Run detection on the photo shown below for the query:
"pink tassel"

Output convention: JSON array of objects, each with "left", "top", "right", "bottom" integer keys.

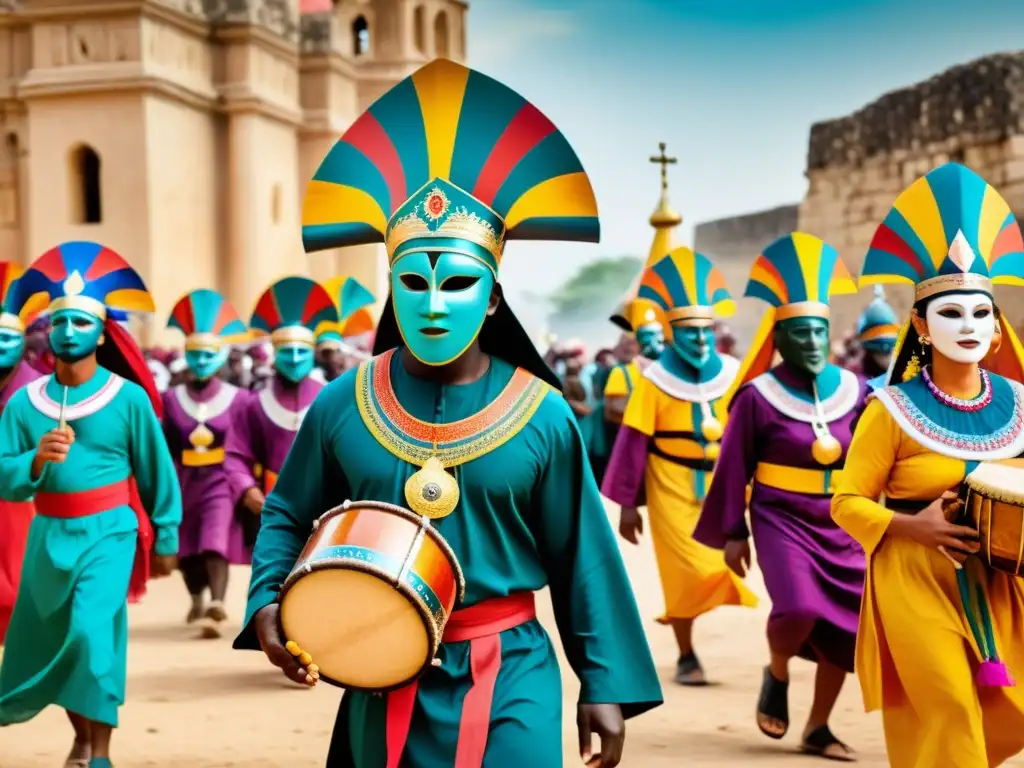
[{"left": 977, "top": 660, "right": 1015, "bottom": 688}]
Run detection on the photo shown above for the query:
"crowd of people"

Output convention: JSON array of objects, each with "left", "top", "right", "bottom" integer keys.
[{"left": 0, "top": 55, "right": 1023, "bottom": 768}]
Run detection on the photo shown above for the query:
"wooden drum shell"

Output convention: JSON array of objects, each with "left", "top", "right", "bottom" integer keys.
[
  {"left": 278, "top": 499, "right": 465, "bottom": 691},
  {"left": 963, "top": 486, "right": 1024, "bottom": 578}
]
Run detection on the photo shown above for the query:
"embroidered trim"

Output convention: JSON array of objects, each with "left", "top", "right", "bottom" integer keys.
[
  {"left": 356, "top": 348, "right": 551, "bottom": 467},
  {"left": 26, "top": 374, "right": 124, "bottom": 420},
  {"left": 258, "top": 385, "right": 316, "bottom": 432},
  {"left": 875, "top": 380, "right": 1024, "bottom": 461},
  {"left": 173, "top": 383, "right": 238, "bottom": 423},
  {"left": 644, "top": 355, "right": 739, "bottom": 402},
  {"left": 751, "top": 369, "right": 860, "bottom": 424}
]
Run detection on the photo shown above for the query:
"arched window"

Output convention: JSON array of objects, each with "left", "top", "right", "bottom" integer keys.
[
  {"left": 352, "top": 16, "right": 370, "bottom": 56},
  {"left": 413, "top": 5, "right": 426, "bottom": 55},
  {"left": 433, "top": 12, "right": 449, "bottom": 58},
  {"left": 69, "top": 144, "right": 102, "bottom": 225}
]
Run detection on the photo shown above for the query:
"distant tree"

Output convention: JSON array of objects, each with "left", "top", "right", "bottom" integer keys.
[{"left": 547, "top": 255, "right": 642, "bottom": 320}]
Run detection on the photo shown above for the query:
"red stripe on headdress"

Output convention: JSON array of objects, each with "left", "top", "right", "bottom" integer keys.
[
  {"left": 992, "top": 218, "right": 1024, "bottom": 260},
  {"left": 32, "top": 246, "right": 69, "bottom": 281},
  {"left": 85, "top": 246, "right": 127, "bottom": 281},
  {"left": 211, "top": 301, "right": 235, "bottom": 335},
  {"left": 253, "top": 289, "right": 282, "bottom": 330},
  {"left": 869, "top": 224, "right": 924, "bottom": 278},
  {"left": 754, "top": 255, "right": 789, "bottom": 304},
  {"left": 302, "top": 286, "right": 334, "bottom": 324},
  {"left": 473, "top": 103, "right": 555, "bottom": 207},
  {"left": 171, "top": 297, "right": 195, "bottom": 335},
  {"left": 343, "top": 112, "right": 407, "bottom": 214}
]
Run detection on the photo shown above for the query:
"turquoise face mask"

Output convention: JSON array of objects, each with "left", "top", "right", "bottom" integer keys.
[
  {"left": 635, "top": 325, "right": 665, "bottom": 360},
  {"left": 0, "top": 328, "right": 24, "bottom": 371},
  {"left": 671, "top": 323, "right": 715, "bottom": 370},
  {"left": 49, "top": 308, "right": 103, "bottom": 363},
  {"left": 775, "top": 316, "right": 830, "bottom": 375},
  {"left": 275, "top": 342, "right": 315, "bottom": 383},
  {"left": 185, "top": 347, "right": 227, "bottom": 382},
  {"left": 392, "top": 251, "right": 495, "bottom": 366}
]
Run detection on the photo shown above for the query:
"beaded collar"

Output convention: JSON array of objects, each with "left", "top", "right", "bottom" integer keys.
[
  {"left": 355, "top": 348, "right": 551, "bottom": 467},
  {"left": 874, "top": 372, "right": 1024, "bottom": 461}
]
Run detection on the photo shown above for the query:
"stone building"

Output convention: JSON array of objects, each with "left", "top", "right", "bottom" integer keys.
[
  {"left": 695, "top": 50, "right": 1024, "bottom": 345},
  {"left": 0, "top": 0, "right": 466, "bottom": 343}
]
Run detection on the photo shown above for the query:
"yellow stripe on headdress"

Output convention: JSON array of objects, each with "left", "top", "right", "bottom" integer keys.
[
  {"left": 504, "top": 172, "right": 598, "bottom": 230},
  {"left": 412, "top": 60, "right": 470, "bottom": 182},
  {"left": 303, "top": 181, "right": 388, "bottom": 233},
  {"left": 748, "top": 262, "right": 787, "bottom": 304},
  {"left": 893, "top": 177, "right": 948, "bottom": 270},
  {"left": 978, "top": 185, "right": 1012, "bottom": 264},
  {"left": 792, "top": 232, "right": 825, "bottom": 303},
  {"left": 106, "top": 288, "right": 156, "bottom": 313}
]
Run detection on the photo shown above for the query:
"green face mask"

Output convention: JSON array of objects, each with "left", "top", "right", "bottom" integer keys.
[
  {"left": 774, "top": 316, "right": 829, "bottom": 375},
  {"left": 635, "top": 325, "right": 665, "bottom": 360},
  {"left": 391, "top": 251, "right": 495, "bottom": 366}
]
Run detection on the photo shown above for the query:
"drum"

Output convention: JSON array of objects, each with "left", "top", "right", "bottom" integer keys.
[
  {"left": 278, "top": 499, "right": 465, "bottom": 691},
  {"left": 961, "top": 462, "right": 1024, "bottom": 577}
]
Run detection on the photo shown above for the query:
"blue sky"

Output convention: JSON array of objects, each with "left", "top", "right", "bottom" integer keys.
[{"left": 463, "top": 0, "right": 1024, "bottom": 340}]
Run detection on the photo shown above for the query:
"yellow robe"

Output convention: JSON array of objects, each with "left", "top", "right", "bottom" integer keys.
[
  {"left": 622, "top": 366, "right": 758, "bottom": 622},
  {"left": 832, "top": 399, "right": 1024, "bottom": 767},
  {"left": 604, "top": 360, "right": 641, "bottom": 398}
]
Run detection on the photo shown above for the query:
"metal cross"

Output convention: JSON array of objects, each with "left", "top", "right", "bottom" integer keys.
[{"left": 649, "top": 142, "right": 677, "bottom": 192}]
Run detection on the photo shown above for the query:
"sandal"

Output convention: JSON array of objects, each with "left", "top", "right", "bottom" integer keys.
[
  {"left": 756, "top": 666, "right": 789, "bottom": 739},
  {"left": 800, "top": 725, "right": 856, "bottom": 762},
  {"left": 674, "top": 652, "right": 708, "bottom": 686}
]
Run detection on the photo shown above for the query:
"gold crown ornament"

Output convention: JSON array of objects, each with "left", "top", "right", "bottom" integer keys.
[
  {"left": 404, "top": 456, "right": 460, "bottom": 519},
  {"left": 188, "top": 423, "right": 215, "bottom": 451}
]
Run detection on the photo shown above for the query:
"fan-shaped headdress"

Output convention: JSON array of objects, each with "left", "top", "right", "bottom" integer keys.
[
  {"left": 636, "top": 245, "right": 734, "bottom": 328},
  {"left": 728, "top": 232, "right": 856, "bottom": 398},
  {"left": 167, "top": 289, "right": 249, "bottom": 351},
  {"left": 249, "top": 276, "right": 339, "bottom": 348},
  {"left": 315, "top": 275, "right": 377, "bottom": 347},
  {"left": 861, "top": 163, "right": 1024, "bottom": 384},
  {"left": 300, "top": 58, "right": 599, "bottom": 388}
]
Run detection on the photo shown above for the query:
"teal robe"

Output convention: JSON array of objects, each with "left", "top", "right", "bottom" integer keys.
[
  {"left": 0, "top": 366, "right": 182, "bottom": 727},
  {"left": 235, "top": 351, "right": 662, "bottom": 767}
]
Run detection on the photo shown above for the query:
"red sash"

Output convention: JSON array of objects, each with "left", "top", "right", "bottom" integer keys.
[
  {"left": 385, "top": 592, "right": 537, "bottom": 768},
  {"left": 34, "top": 478, "right": 153, "bottom": 602}
]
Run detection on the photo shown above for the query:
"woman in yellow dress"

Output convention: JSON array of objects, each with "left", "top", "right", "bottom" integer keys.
[
  {"left": 832, "top": 162, "right": 1024, "bottom": 767},
  {"left": 602, "top": 246, "right": 758, "bottom": 685}
]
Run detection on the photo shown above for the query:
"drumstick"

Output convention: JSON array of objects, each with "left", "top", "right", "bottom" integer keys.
[
  {"left": 937, "top": 546, "right": 963, "bottom": 570},
  {"left": 57, "top": 384, "right": 69, "bottom": 432}
]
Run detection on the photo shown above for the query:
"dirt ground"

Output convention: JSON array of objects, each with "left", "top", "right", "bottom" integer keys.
[{"left": 2, "top": 512, "right": 1022, "bottom": 767}]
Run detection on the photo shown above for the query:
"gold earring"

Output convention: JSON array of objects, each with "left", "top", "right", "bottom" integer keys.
[
  {"left": 98, "top": 334, "right": 106, "bottom": 345},
  {"left": 920, "top": 335, "right": 931, "bottom": 346}
]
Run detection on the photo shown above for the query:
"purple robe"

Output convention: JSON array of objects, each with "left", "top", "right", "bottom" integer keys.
[
  {"left": 224, "top": 375, "right": 323, "bottom": 506},
  {"left": 0, "top": 361, "right": 40, "bottom": 411},
  {"left": 694, "top": 363, "right": 868, "bottom": 672},
  {"left": 161, "top": 379, "right": 250, "bottom": 563}
]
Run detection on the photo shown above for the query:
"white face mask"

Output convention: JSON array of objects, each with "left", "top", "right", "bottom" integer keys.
[{"left": 924, "top": 293, "right": 995, "bottom": 364}]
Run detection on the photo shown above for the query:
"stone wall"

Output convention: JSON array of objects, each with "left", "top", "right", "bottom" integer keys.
[
  {"left": 693, "top": 204, "right": 799, "bottom": 346},
  {"left": 800, "top": 51, "right": 1024, "bottom": 333}
]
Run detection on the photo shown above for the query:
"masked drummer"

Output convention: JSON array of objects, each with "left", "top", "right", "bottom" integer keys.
[
  {"left": 233, "top": 59, "right": 662, "bottom": 768},
  {"left": 223, "top": 277, "right": 337, "bottom": 567},
  {"left": 694, "top": 232, "right": 868, "bottom": 761},
  {"left": 832, "top": 162, "right": 1024, "bottom": 767}
]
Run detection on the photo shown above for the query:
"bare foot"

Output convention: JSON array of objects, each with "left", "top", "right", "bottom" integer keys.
[
  {"left": 64, "top": 739, "right": 90, "bottom": 768},
  {"left": 186, "top": 602, "right": 205, "bottom": 624},
  {"left": 205, "top": 601, "right": 227, "bottom": 623}
]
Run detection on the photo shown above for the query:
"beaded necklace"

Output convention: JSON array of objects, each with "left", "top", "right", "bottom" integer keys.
[{"left": 921, "top": 365, "right": 992, "bottom": 413}]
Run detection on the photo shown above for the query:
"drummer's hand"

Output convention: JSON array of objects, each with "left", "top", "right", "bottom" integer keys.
[
  {"left": 901, "top": 492, "right": 980, "bottom": 563},
  {"left": 254, "top": 603, "right": 318, "bottom": 687},
  {"left": 243, "top": 487, "right": 266, "bottom": 515},
  {"left": 577, "top": 703, "right": 625, "bottom": 767}
]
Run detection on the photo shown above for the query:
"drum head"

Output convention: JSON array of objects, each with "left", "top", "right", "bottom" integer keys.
[{"left": 280, "top": 568, "right": 430, "bottom": 690}]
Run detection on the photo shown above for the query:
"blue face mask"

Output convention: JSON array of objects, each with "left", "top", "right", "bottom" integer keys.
[
  {"left": 671, "top": 323, "right": 715, "bottom": 370},
  {"left": 49, "top": 308, "right": 104, "bottom": 363},
  {"left": 274, "top": 342, "right": 315, "bottom": 383},
  {"left": 185, "top": 347, "right": 227, "bottom": 382},
  {"left": 392, "top": 252, "right": 495, "bottom": 366},
  {"left": 635, "top": 325, "right": 665, "bottom": 360},
  {"left": 0, "top": 328, "right": 24, "bottom": 371}
]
